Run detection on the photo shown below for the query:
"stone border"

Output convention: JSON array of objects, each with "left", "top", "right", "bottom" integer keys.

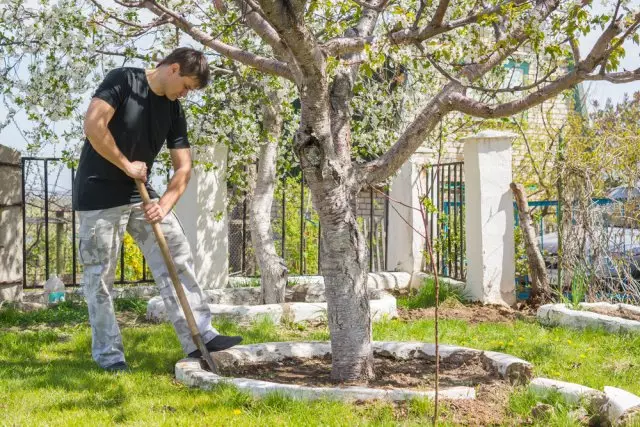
[
  {"left": 20, "top": 272, "right": 412, "bottom": 305},
  {"left": 228, "top": 272, "right": 413, "bottom": 291},
  {"left": 530, "top": 378, "right": 640, "bottom": 425},
  {"left": 147, "top": 288, "right": 397, "bottom": 325},
  {"left": 22, "top": 285, "right": 160, "bottom": 304},
  {"left": 175, "top": 341, "right": 532, "bottom": 402},
  {"left": 537, "top": 303, "right": 640, "bottom": 334}
]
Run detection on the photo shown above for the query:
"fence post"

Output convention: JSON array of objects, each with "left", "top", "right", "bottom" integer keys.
[
  {"left": 462, "top": 130, "right": 516, "bottom": 306},
  {"left": 175, "top": 143, "right": 229, "bottom": 289},
  {"left": 0, "top": 144, "right": 23, "bottom": 302},
  {"left": 387, "top": 156, "right": 427, "bottom": 273},
  {"left": 55, "top": 210, "right": 65, "bottom": 276}
]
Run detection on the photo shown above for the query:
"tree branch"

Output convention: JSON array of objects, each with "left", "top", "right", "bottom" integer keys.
[
  {"left": 429, "top": 0, "right": 450, "bottom": 28},
  {"left": 390, "top": 0, "right": 531, "bottom": 45},
  {"left": 320, "top": 0, "right": 531, "bottom": 57},
  {"left": 447, "top": 19, "right": 640, "bottom": 120},
  {"left": 357, "top": 0, "right": 561, "bottom": 185},
  {"left": 233, "top": 0, "right": 289, "bottom": 56},
  {"left": 350, "top": 0, "right": 388, "bottom": 13},
  {"left": 585, "top": 68, "right": 640, "bottom": 83},
  {"left": 127, "top": 0, "right": 294, "bottom": 80},
  {"left": 90, "top": 0, "right": 169, "bottom": 29},
  {"left": 257, "top": 0, "right": 324, "bottom": 82}
]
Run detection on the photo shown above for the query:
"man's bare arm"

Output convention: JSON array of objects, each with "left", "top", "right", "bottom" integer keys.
[
  {"left": 83, "top": 97, "right": 147, "bottom": 181},
  {"left": 143, "top": 148, "right": 191, "bottom": 224}
]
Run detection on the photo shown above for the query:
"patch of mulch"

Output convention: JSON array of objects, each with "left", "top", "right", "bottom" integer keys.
[
  {"left": 390, "top": 289, "right": 535, "bottom": 324},
  {"left": 586, "top": 306, "right": 640, "bottom": 322},
  {"left": 369, "top": 380, "right": 517, "bottom": 426},
  {"left": 444, "top": 382, "right": 515, "bottom": 426},
  {"left": 396, "top": 302, "right": 533, "bottom": 324},
  {"left": 222, "top": 352, "right": 502, "bottom": 389}
]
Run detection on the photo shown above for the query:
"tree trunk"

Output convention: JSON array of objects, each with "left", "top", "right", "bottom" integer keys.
[
  {"left": 311, "top": 181, "right": 374, "bottom": 382},
  {"left": 250, "top": 91, "right": 288, "bottom": 304},
  {"left": 510, "top": 183, "right": 551, "bottom": 303}
]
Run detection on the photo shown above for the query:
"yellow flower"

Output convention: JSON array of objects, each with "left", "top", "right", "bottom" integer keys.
[
  {"left": 233, "top": 409, "right": 242, "bottom": 415},
  {"left": 567, "top": 339, "right": 573, "bottom": 344},
  {"left": 579, "top": 354, "right": 587, "bottom": 359}
]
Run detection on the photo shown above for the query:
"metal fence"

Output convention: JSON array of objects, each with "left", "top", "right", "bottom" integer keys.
[
  {"left": 228, "top": 169, "right": 389, "bottom": 276},
  {"left": 21, "top": 157, "right": 171, "bottom": 288},
  {"left": 424, "top": 162, "right": 638, "bottom": 298},
  {"left": 425, "top": 162, "right": 466, "bottom": 281},
  {"left": 22, "top": 158, "right": 389, "bottom": 288}
]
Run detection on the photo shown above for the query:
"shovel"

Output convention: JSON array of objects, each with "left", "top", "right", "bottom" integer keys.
[{"left": 135, "top": 179, "right": 219, "bottom": 374}]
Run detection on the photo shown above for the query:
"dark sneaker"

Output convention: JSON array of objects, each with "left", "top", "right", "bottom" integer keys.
[
  {"left": 188, "top": 335, "right": 243, "bottom": 358},
  {"left": 104, "top": 361, "right": 129, "bottom": 372}
]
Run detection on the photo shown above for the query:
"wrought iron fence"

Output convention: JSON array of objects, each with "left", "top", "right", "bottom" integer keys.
[
  {"left": 425, "top": 162, "right": 466, "bottom": 281},
  {"left": 22, "top": 158, "right": 390, "bottom": 288},
  {"left": 21, "top": 157, "right": 171, "bottom": 288},
  {"left": 228, "top": 168, "right": 389, "bottom": 276}
]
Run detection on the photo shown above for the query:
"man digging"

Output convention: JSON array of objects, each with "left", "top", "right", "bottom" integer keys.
[{"left": 73, "top": 47, "right": 242, "bottom": 372}]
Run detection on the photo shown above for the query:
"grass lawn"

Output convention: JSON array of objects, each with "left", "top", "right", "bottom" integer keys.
[{"left": 1, "top": 298, "right": 639, "bottom": 426}]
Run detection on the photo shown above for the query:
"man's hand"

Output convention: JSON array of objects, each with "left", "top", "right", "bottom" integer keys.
[
  {"left": 143, "top": 200, "right": 168, "bottom": 224},
  {"left": 125, "top": 161, "right": 148, "bottom": 182}
]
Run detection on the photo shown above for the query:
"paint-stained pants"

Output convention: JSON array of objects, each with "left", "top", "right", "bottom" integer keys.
[{"left": 78, "top": 203, "right": 218, "bottom": 368}]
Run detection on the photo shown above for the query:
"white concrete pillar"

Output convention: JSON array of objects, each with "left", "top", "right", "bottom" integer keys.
[
  {"left": 0, "top": 144, "right": 23, "bottom": 302},
  {"left": 462, "top": 130, "right": 516, "bottom": 306},
  {"left": 387, "top": 156, "right": 426, "bottom": 273},
  {"left": 175, "top": 143, "right": 228, "bottom": 289}
]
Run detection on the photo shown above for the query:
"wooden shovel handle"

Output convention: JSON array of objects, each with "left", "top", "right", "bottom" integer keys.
[{"left": 135, "top": 179, "right": 218, "bottom": 372}]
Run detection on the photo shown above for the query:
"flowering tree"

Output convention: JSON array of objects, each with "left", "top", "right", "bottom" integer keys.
[{"left": 2, "top": 0, "right": 640, "bottom": 381}]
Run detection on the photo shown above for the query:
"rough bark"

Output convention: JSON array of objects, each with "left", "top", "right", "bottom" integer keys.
[
  {"left": 250, "top": 92, "right": 289, "bottom": 304},
  {"left": 312, "top": 6, "right": 380, "bottom": 382},
  {"left": 308, "top": 172, "right": 374, "bottom": 381},
  {"left": 510, "top": 183, "right": 552, "bottom": 303}
]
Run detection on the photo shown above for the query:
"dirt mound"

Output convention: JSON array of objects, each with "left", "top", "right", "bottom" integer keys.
[
  {"left": 222, "top": 352, "right": 503, "bottom": 389},
  {"left": 586, "top": 306, "right": 640, "bottom": 322},
  {"left": 397, "top": 301, "right": 530, "bottom": 323}
]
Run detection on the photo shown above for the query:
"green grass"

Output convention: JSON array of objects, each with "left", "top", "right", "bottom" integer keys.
[
  {"left": 373, "top": 317, "right": 640, "bottom": 395},
  {"left": 397, "top": 278, "right": 468, "bottom": 309},
  {"left": 1, "top": 299, "right": 639, "bottom": 426}
]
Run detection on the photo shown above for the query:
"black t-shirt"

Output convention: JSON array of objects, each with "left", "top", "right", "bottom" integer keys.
[{"left": 73, "top": 67, "right": 189, "bottom": 211}]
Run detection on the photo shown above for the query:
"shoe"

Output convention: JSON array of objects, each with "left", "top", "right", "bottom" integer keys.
[
  {"left": 104, "top": 361, "right": 129, "bottom": 372},
  {"left": 188, "top": 335, "right": 243, "bottom": 358}
]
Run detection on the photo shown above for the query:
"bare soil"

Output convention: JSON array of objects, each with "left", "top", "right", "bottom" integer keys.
[
  {"left": 222, "top": 352, "right": 502, "bottom": 390},
  {"left": 397, "top": 301, "right": 534, "bottom": 323},
  {"left": 586, "top": 306, "right": 640, "bottom": 322},
  {"left": 224, "top": 354, "right": 521, "bottom": 425}
]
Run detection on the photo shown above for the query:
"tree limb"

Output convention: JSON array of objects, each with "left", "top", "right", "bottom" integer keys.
[
  {"left": 585, "top": 68, "right": 640, "bottom": 83},
  {"left": 350, "top": 0, "right": 388, "bottom": 13},
  {"left": 320, "top": 0, "right": 530, "bottom": 57},
  {"left": 511, "top": 182, "right": 551, "bottom": 303},
  {"left": 357, "top": 0, "right": 560, "bottom": 185},
  {"left": 128, "top": 0, "right": 294, "bottom": 80},
  {"left": 448, "top": 8, "right": 639, "bottom": 119},
  {"left": 429, "top": 0, "right": 450, "bottom": 28},
  {"left": 233, "top": 0, "right": 289, "bottom": 56},
  {"left": 89, "top": 0, "right": 169, "bottom": 29},
  {"left": 257, "top": 0, "right": 324, "bottom": 82}
]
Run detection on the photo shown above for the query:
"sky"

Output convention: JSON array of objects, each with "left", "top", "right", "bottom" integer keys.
[{"left": 1, "top": 1, "right": 639, "bottom": 157}]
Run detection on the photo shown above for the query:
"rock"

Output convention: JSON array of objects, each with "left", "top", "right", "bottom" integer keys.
[
  {"left": 569, "top": 407, "right": 589, "bottom": 423},
  {"left": 604, "top": 386, "right": 640, "bottom": 424},
  {"left": 19, "top": 302, "right": 46, "bottom": 312},
  {"left": 531, "top": 402, "right": 555, "bottom": 419}
]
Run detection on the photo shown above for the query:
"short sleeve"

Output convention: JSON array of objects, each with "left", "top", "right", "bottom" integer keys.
[
  {"left": 167, "top": 101, "right": 190, "bottom": 149},
  {"left": 93, "top": 68, "right": 130, "bottom": 110}
]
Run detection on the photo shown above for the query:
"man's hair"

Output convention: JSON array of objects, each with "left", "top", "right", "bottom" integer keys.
[{"left": 158, "top": 47, "right": 210, "bottom": 88}]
